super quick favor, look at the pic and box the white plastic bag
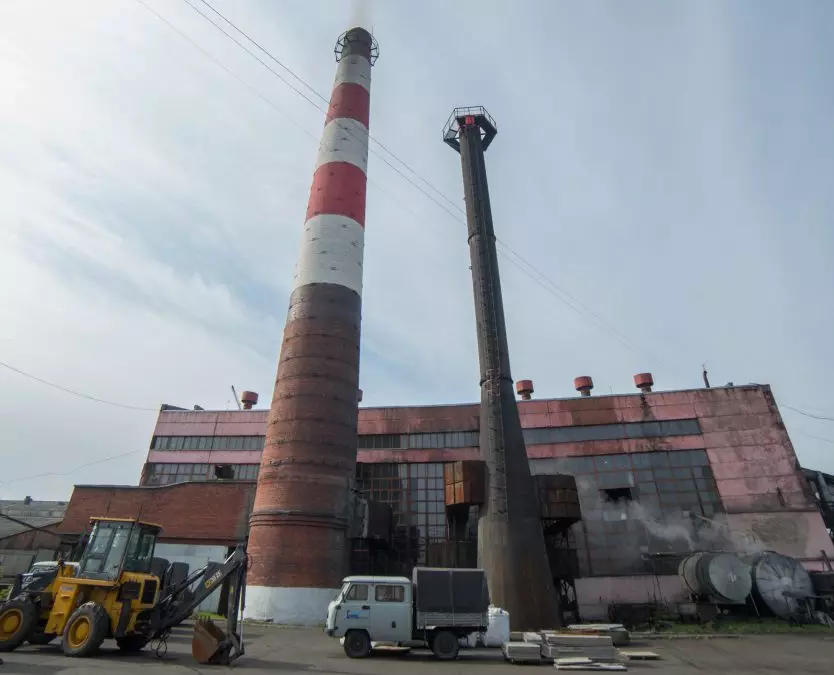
[482,605,510,647]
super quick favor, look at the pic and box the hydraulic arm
[151,545,247,665]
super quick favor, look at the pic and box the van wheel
[62,602,109,657]
[0,599,37,652]
[343,630,371,658]
[431,630,459,660]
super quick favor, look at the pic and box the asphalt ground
[0,624,832,674]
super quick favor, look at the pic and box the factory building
[58,376,834,622]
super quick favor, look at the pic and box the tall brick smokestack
[245,27,378,625]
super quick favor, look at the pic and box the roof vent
[634,372,654,393]
[240,391,259,410]
[516,380,534,400]
[574,376,594,397]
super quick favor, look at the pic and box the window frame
[345,583,369,601]
[374,584,406,603]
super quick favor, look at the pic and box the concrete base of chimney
[243,585,339,625]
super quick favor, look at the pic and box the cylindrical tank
[678,552,752,604]
[750,551,815,619]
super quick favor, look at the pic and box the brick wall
[59,483,256,545]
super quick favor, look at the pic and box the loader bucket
[192,618,233,665]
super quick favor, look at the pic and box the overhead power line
[193,0,466,215]
[166,0,663,364]
[0,511,65,537]
[0,449,145,488]
[781,404,834,423]
[790,429,834,446]
[0,360,157,411]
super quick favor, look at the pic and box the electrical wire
[133,0,319,144]
[161,0,662,363]
[790,429,834,446]
[177,0,479,239]
[780,404,834,422]
[3,3,826,451]
[0,360,157,411]
[0,449,145,487]
[131,0,834,441]
[0,511,64,537]
[194,0,466,214]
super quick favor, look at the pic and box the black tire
[343,630,371,658]
[28,632,56,646]
[115,635,148,653]
[431,630,459,661]
[62,602,110,657]
[0,599,38,652]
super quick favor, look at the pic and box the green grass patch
[193,611,225,621]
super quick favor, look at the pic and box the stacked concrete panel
[244,26,376,625]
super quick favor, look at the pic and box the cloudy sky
[1,0,833,500]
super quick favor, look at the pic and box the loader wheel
[0,599,37,651]
[62,602,109,657]
[115,635,148,652]
[343,629,371,658]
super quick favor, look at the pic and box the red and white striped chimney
[245,27,377,625]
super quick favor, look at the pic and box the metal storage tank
[750,551,815,619]
[678,552,752,604]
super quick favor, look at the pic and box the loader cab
[77,518,161,581]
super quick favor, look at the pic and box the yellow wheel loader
[0,517,247,664]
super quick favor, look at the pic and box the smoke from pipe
[575,475,766,567]
[351,0,375,29]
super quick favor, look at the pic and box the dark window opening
[214,464,234,480]
[602,487,633,503]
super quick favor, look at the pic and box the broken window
[601,487,633,503]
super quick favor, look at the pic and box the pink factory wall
[575,576,688,621]
[153,410,268,437]
[147,385,834,565]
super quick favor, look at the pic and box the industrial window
[150,436,266,451]
[355,462,448,565]
[345,584,369,601]
[601,487,633,503]
[354,420,699,453]
[143,462,259,485]
[375,584,405,602]
[358,431,479,450]
[522,419,701,446]
[358,434,405,449]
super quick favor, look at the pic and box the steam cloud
[351,0,374,30]
[575,475,766,569]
